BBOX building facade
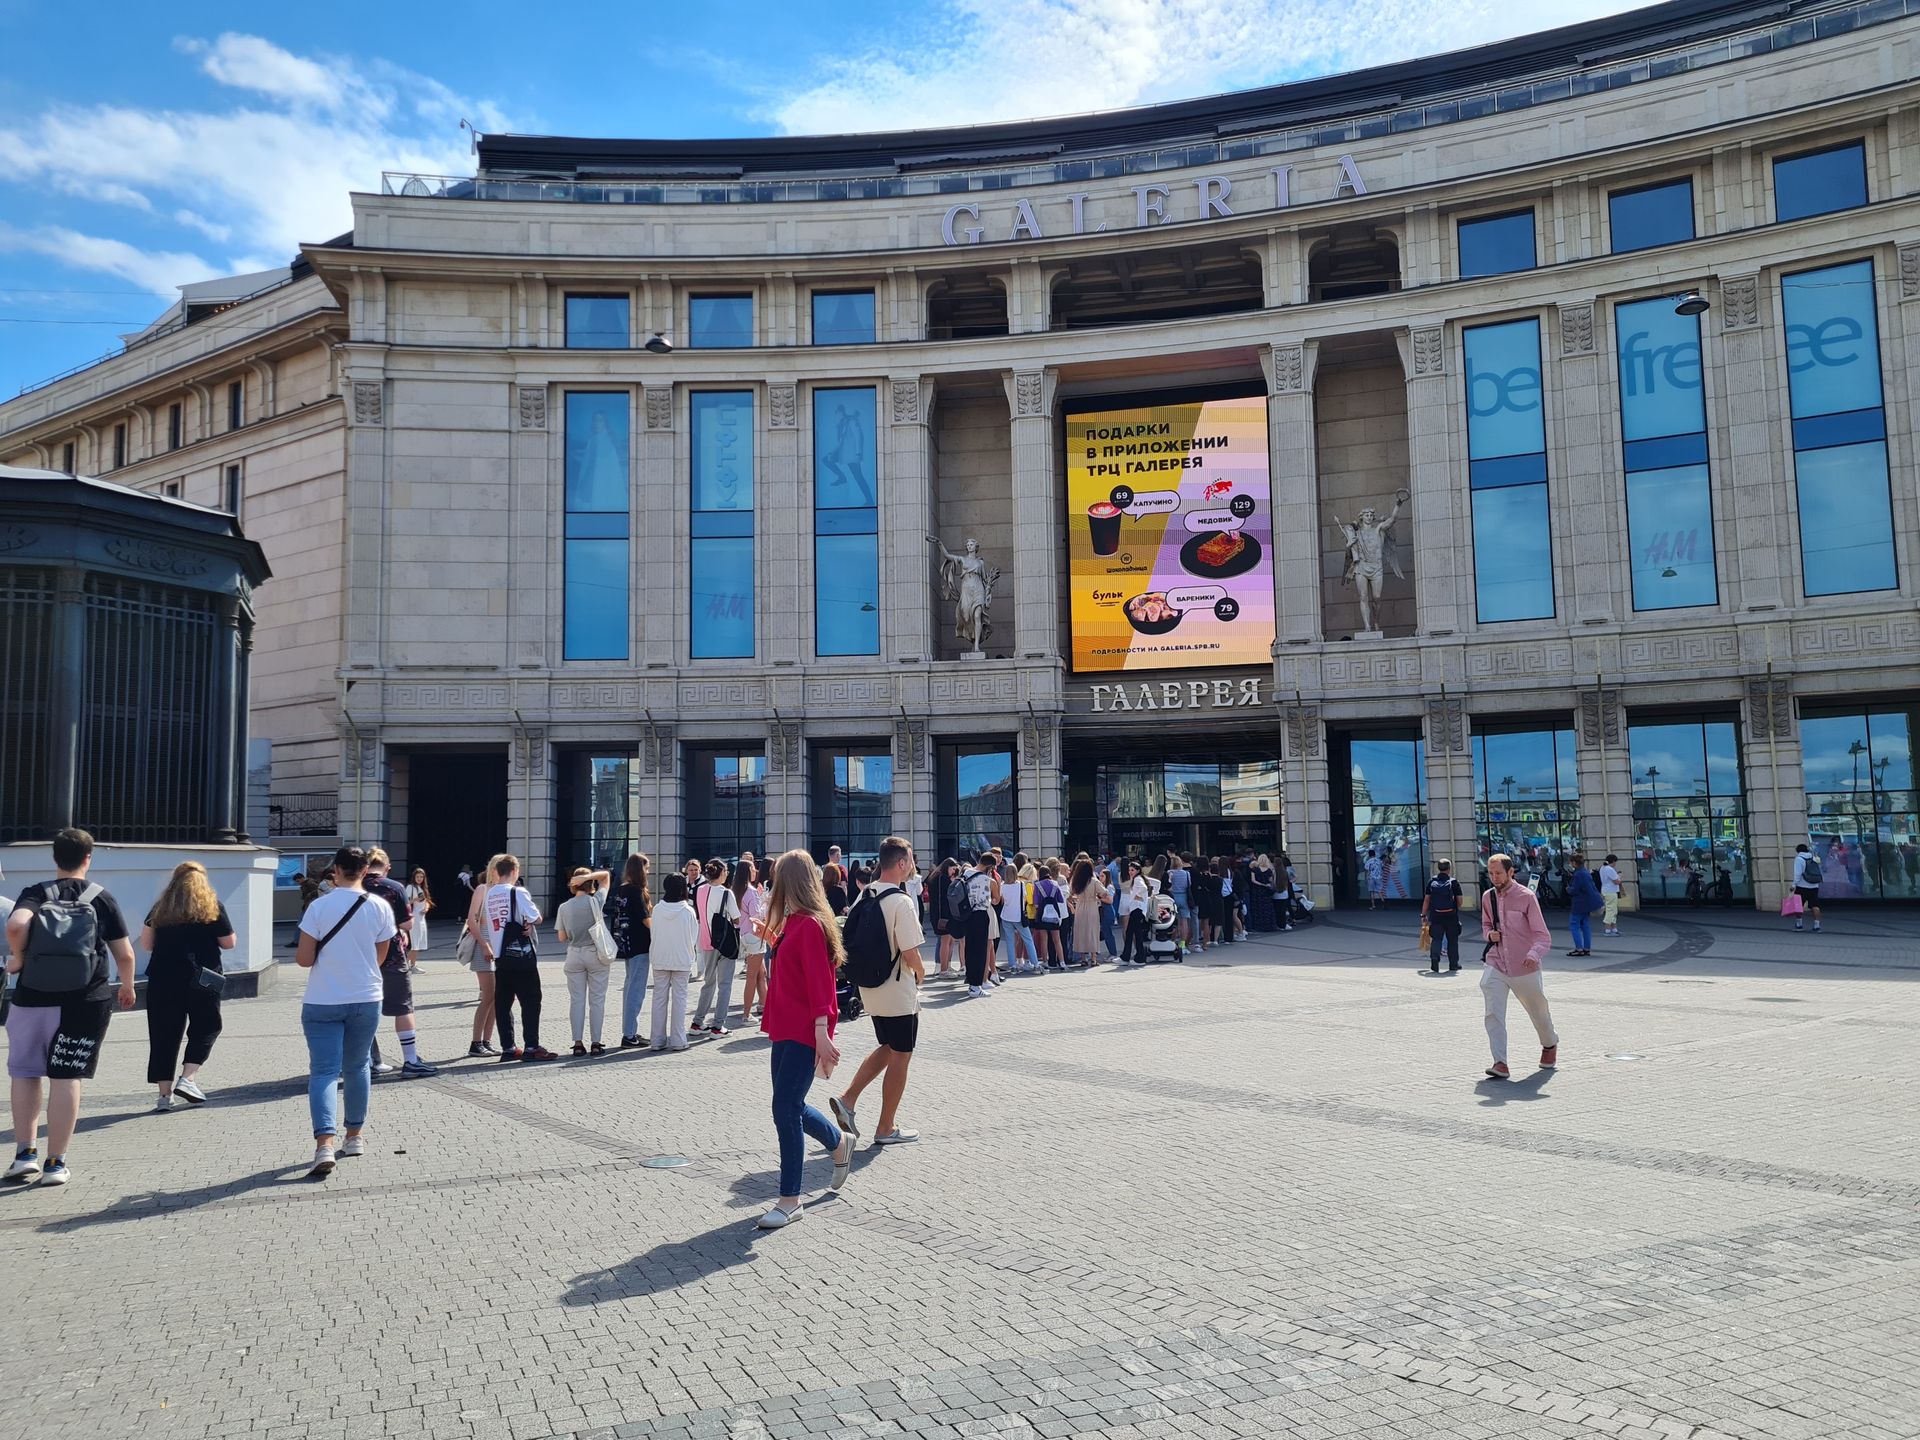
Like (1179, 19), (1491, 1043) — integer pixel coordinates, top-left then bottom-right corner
(16, 0), (1914, 913)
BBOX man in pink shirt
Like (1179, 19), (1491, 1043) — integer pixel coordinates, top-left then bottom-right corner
(1477, 853), (1559, 1080)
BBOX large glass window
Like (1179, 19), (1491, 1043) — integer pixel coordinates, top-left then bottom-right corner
(684, 748), (767, 862)
(1463, 318), (1554, 621)
(557, 752), (633, 876)
(1780, 260), (1895, 596)
(1800, 707), (1919, 900)
(690, 391), (755, 658)
(1346, 736), (1427, 903)
(1092, 756), (1280, 859)
(1628, 720), (1751, 903)
(813, 387), (879, 656)
(1773, 141), (1868, 222)
(812, 290), (876, 345)
(689, 294), (753, 349)
(565, 295), (629, 348)
(563, 393), (630, 660)
(1615, 295), (1716, 609)
(1471, 727), (1580, 889)
(1458, 210), (1536, 278)
(810, 745), (894, 863)
(1609, 178), (1695, 253)
(938, 742), (1016, 860)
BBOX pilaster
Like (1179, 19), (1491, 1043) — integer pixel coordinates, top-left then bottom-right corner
(639, 384), (678, 667)
(764, 720), (806, 854)
(1716, 273), (1788, 612)
(893, 717), (936, 863)
(1397, 326), (1462, 635)
(639, 723), (683, 863)
(1741, 670), (1806, 912)
(1423, 696), (1475, 895)
(510, 382), (553, 666)
(886, 376), (935, 662)
(1265, 341), (1321, 644)
(1004, 367), (1059, 660)
(1018, 710), (1063, 854)
(764, 382), (801, 666)
(511, 724), (554, 901)
(343, 370), (388, 668)
(1554, 301), (1618, 626)
(1281, 702), (1332, 907)
(1573, 687), (1639, 911)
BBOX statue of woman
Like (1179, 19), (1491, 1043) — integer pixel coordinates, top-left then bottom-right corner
(930, 536), (999, 654)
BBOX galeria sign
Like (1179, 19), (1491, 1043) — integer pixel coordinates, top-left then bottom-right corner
(1089, 678), (1266, 713)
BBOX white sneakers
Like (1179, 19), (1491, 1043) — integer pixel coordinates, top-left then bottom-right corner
(308, 1146), (336, 1178)
(339, 1135), (366, 1158)
(756, 1203), (803, 1229)
(173, 1076), (207, 1104)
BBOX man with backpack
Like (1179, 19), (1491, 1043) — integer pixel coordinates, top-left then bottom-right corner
(1420, 858), (1463, 974)
(830, 836), (925, 1147)
(5, 828), (136, 1186)
(1790, 842), (1824, 933)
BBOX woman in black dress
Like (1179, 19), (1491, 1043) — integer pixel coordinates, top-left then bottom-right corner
(1247, 855), (1278, 932)
(142, 861), (236, 1110)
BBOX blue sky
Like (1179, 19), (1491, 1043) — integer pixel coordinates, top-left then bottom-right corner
(0, 0), (1638, 397)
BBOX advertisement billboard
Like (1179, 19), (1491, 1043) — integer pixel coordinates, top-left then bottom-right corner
(1066, 394), (1274, 673)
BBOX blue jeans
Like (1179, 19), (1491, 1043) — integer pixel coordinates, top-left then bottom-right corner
(770, 1038), (841, 1198)
(1569, 913), (1593, 950)
(1000, 922), (1037, 970)
(621, 953), (651, 1039)
(1099, 904), (1118, 957)
(302, 1001), (380, 1138)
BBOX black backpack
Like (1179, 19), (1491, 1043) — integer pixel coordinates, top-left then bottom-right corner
(842, 884), (904, 989)
(701, 885), (741, 960)
(1800, 854), (1824, 885)
(22, 881), (104, 994)
(497, 887), (539, 970)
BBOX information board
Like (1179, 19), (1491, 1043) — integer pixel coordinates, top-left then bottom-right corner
(1066, 395), (1274, 673)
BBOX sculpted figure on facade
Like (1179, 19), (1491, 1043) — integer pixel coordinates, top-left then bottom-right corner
(1332, 488), (1409, 634)
(930, 535), (1000, 656)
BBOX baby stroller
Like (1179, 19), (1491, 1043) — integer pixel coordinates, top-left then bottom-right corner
(1144, 891), (1184, 963)
(1287, 890), (1316, 926)
(835, 966), (864, 1021)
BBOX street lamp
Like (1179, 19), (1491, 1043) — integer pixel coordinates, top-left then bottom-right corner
(1673, 290), (1710, 317)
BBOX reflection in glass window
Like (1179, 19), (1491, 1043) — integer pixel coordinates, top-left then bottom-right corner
(689, 294), (754, 348)
(813, 387), (879, 656)
(1608, 179), (1695, 253)
(1800, 707), (1919, 901)
(1780, 261), (1895, 596)
(1458, 210), (1536, 278)
(1463, 318), (1554, 621)
(565, 295), (629, 348)
(1347, 736), (1427, 903)
(691, 392), (755, 658)
(938, 743), (1016, 859)
(1615, 297), (1716, 609)
(1628, 720), (1750, 902)
(558, 754), (633, 873)
(1219, 759), (1281, 816)
(1773, 141), (1868, 222)
(563, 393), (629, 660)
(812, 290), (876, 345)
(809, 746), (894, 862)
(1471, 728), (1580, 889)
(684, 749), (767, 860)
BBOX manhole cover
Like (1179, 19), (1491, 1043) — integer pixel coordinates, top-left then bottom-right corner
(642, 1155), (690, 1169)
(1606, 1053), (1646, 1062)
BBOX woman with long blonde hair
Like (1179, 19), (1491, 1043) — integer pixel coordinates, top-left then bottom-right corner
(752, 849), (852, 1229)
(460, 852), (507, 1056)
(141, 860), (237, 1109)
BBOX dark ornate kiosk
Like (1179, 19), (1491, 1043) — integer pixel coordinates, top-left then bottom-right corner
(1, 465), (276, 987)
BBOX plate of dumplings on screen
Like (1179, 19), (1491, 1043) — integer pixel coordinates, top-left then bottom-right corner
(1178, 528), (1262, 580)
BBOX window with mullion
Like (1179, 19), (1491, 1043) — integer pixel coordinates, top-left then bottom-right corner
(563, 393), (631, 661)
(1615, 296), (1716, 609)
(813, 387), (878, 656)
(691, 391), (755, 658)
(1462, 318), (1554, 621)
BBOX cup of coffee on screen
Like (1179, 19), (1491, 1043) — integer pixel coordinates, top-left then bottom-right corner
(1087, 501), (1122, 556)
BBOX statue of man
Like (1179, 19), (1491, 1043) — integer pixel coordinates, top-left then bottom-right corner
(1332, 490), (1409, 633)
(930, 535), (1000, 654)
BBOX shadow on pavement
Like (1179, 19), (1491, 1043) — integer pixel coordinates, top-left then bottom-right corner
(34, 1163), (313, 1231)
(1475, 1069), (1554, 1106)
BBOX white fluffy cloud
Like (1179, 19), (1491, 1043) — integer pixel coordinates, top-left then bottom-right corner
(0, 33), (509, 290)
(763, 0), (1643, 133)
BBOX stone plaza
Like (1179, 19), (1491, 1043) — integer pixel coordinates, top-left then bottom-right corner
(5, 911), (1915, 1440)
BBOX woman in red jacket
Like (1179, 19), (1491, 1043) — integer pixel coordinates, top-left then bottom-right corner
(754, 849), (854, 1229)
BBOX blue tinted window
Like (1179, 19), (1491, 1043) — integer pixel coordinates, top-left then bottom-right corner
(1458, 210), (1536, 278)
(1608, 179), (1694, 253)
(691, 391), (755, 657)
(1616, 297), (1716, 610)
(813, 387), (878, 656)
(1616, 299), (1705, 441)
(689, 294), (754, 348)
(812, 290), (876, 345)
(1464, 320), (1545, 460)
(816, 532), (880, 656)
(1463, 318), (1553, 621)
(563, 393), (630, 660)
(815, 388), (877, 509)
(565, 295), (629, 348)
(1773, 142), (1867, 221)
(1469, 483), (1554, 622)
(1781, 261), (1895, 597)
(1626, 464), (1717, 608)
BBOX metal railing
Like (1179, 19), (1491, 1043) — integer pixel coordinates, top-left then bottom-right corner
(269, 792), (339, 837)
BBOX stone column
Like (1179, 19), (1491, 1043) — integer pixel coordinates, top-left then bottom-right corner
(1281, 701), (1333, 907)
(1423, 695), (1474, 896)
(764, 383), (801, 666)
(886, 377), (935, 663)
(336, 727), (387, 849)
(1573, 688), (1639, 911)
(893, 718), (935, 863)
(1004, 368), (1059, 660)
(209, 595), (242, 842)
(511, 725), (554, 901)
(1716, 273), (1789, 612)
(639, 385), (678, 667)
(1265, 342), (1321, 644)
(764, 720), (805, 854)
(1018, 712), (1063, 853)
(1554, 301), (1620, 626)
(511, 383), (553, 664)
(640, 723), (683, 863)
(1397, 327), (1463, 635)
(343, 376), (389, 668)
(46, 567), (85, 834)
(1741, 672), (1807, 913)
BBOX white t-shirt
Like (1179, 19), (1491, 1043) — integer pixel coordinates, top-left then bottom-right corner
(483, 883), (541, 958)
(1118, 876), (1150, 918)
(1599, 863), (1621, 896)
(1000, 879), (1027, 926)
(858, 886), (926, 1018)
(299, 887), (398, 1006)
(965, 869), (995, 914)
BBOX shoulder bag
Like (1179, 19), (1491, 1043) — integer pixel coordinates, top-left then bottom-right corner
(587, 893), (618, 964)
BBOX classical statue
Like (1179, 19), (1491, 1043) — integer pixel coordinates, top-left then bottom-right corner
(1332, 488), (1410, 634)
(930, 535), (1000, 655)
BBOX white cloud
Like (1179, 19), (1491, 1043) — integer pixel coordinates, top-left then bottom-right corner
(0, 33), (510, 296)
(762, 0), (1645, 133)
(0, 224), (224, 292)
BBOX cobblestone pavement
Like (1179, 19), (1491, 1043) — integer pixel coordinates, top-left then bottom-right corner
(5, 908), (1916, 1440)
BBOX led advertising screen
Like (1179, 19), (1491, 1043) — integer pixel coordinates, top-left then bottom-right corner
(1066, 395), (1274, 672)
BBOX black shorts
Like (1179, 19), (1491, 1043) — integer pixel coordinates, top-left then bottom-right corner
(380, 966), (414, 1017)
(1794, 886), (1821, 906)
(870, 1012), (919, 1053)
(1031, 918), (1060, 933)
(7, 998), (115, 1080)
